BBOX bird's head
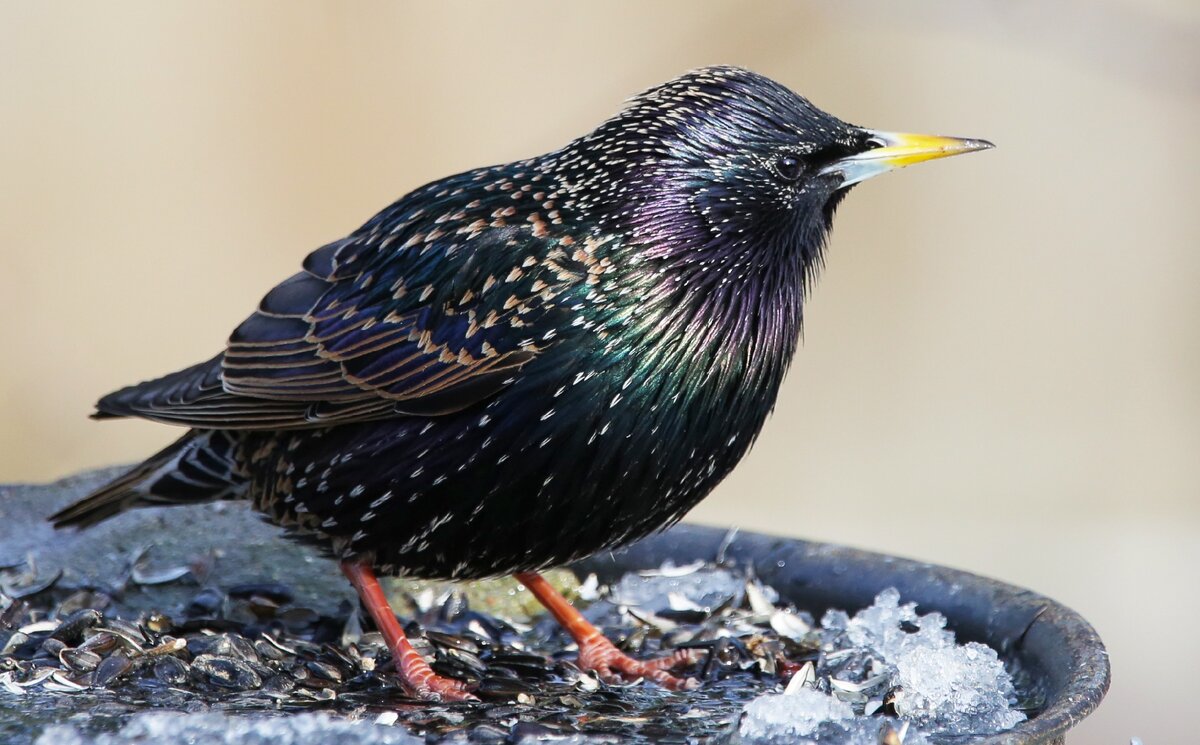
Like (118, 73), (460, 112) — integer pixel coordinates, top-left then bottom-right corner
(560, 66), (991, 285)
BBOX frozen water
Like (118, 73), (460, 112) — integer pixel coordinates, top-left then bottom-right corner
(738, 588), (1025, 743)
(738, 688), (930, 745)
(37, 711), (422, 745)
(821, 588), (1025, 735)
(739, 687), (853, 738)
(610, 561), (745, 613)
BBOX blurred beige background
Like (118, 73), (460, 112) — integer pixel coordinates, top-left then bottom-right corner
(2, 1), (1196, 741)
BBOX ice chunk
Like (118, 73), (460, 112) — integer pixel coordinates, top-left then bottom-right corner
(738, 588), (1025, 743)
(737, 688), (929, 745)
(37, 711), (422, 745)
(611, 562), (743, 613)
(821, 588), (1025, 735)
(891, 637), (1026, 733)
(739, 688), (854, 739)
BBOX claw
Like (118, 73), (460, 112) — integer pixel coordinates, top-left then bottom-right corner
(404, 671), (479, 702)
(578, 635), (700, 690)
(516, 571), (704, 691)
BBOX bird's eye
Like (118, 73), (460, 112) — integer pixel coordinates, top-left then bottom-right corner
(772, 154), (804, 182)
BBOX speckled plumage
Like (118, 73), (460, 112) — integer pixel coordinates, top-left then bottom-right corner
(54, 67), (882, 578)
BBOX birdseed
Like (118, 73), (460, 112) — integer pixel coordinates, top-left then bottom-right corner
(0, 555), (1036, 744)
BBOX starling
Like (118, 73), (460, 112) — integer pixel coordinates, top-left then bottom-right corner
(51, 66), (991, 700)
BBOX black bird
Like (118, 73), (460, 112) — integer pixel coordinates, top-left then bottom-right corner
(51, 66), (991, 700)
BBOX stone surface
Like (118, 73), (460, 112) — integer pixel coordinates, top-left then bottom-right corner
(0, 467), (354, 617)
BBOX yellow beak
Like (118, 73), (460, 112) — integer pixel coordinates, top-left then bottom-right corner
(820, 130), (994, 187)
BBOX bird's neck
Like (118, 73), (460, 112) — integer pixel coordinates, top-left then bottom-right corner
(588, 231), (811, 459)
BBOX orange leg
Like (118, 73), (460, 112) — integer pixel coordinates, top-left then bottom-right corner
(341, 561), (477, 702)
(515, 571), (699, 690)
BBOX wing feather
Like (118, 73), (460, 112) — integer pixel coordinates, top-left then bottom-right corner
(94, 176), (579, 429)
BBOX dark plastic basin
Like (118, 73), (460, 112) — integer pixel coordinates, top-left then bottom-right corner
(1, 471), (1109, 743)
(574, 525), (1110, 745)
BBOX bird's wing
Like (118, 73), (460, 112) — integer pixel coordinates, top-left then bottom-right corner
(95, 186), (579, 429)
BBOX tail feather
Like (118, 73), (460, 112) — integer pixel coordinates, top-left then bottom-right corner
(50, 430), (245, 529)
(48, 454), (174, 528)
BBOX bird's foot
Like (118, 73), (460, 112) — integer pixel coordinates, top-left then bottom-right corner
(576, 634), (701, 690)
(514, 571), (701, 690)
(381, 624), (479, 702)
(391, 655), (478, 702)
(340, 560), (478, 702)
